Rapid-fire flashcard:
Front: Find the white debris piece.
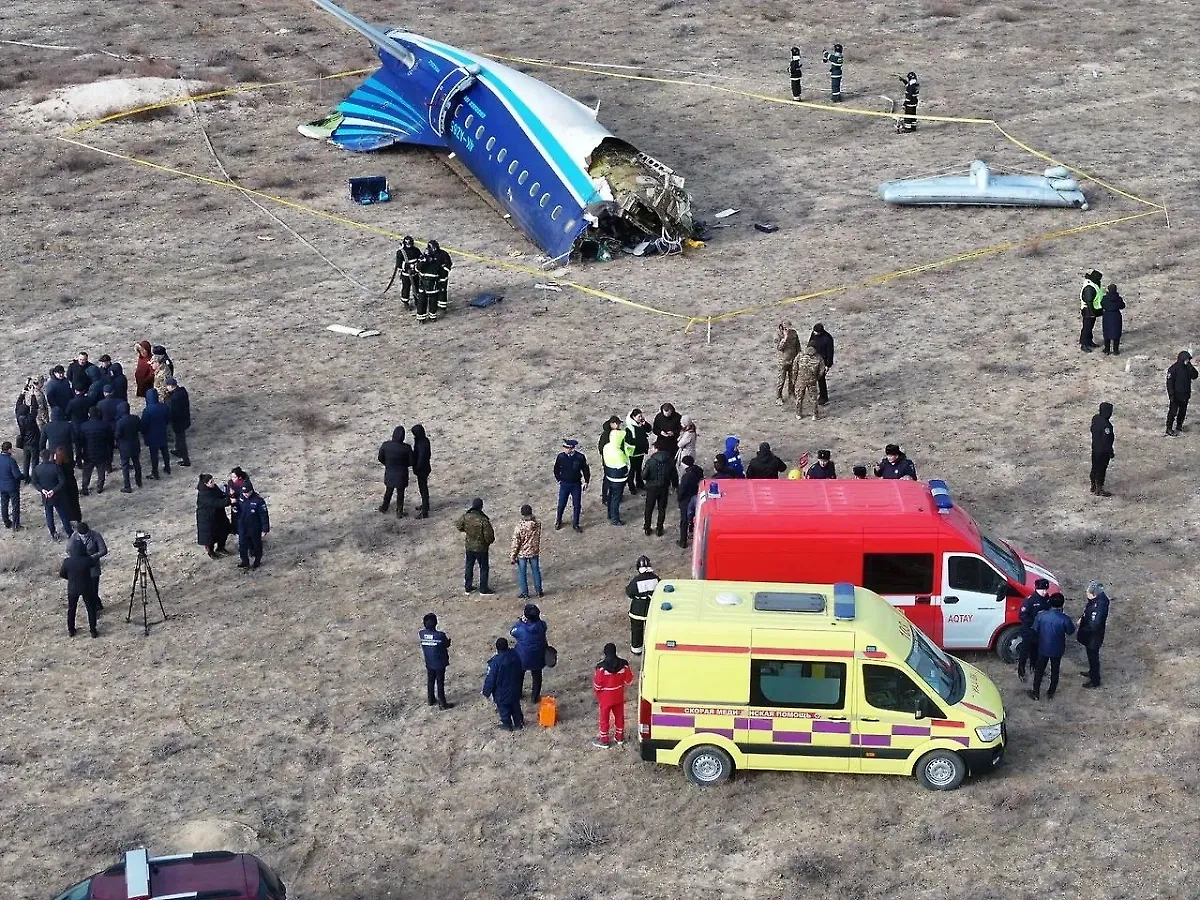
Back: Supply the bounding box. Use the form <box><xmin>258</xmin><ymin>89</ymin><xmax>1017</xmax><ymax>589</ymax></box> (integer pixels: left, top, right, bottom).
<box><xmin>714</xmin><ymin>208</ymin><xmax>740</xmax><ymax>219</ymax></box>
<box><xmin>327</xmin><ymin>324</ymin><xmax>381</xmax><ymax>337</ymax></box>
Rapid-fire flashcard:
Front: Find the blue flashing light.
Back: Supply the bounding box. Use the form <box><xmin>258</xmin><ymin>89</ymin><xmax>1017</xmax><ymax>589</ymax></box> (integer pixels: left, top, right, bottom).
<box><xmin>663</xmin><ymin>583</ymin><xmax>675</xmax><ymax>593</ymax></box>
<box><xmin>833</xmin><ymin>582</ymin><xmax>856</xmax><ymax>620</ymax></box>
<box><xmin>707</xmin><ymin>481</ymin><xmax>721</xmax><ymax>499</ymax></box>
<box><xmin>928</xmin><ymin>479</ymin><xmax>953</xmax><ymax>511</ymax></box>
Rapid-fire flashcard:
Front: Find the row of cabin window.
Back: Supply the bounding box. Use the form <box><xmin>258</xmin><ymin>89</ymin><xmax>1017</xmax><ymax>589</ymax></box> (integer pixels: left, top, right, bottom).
<box><xmin>456</xmin><ymin>104</ymin><xmax>571</xmax><ymax>228</ymax></box>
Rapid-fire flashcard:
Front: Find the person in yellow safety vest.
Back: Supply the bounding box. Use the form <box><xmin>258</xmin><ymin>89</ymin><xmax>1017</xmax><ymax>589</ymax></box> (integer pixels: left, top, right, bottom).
<box><xmin>1079</xmin><ymin>269</ymin><xmax>1103</xmax><ymax>352</ymax></box>
<box><xmin>601</xmin><ymin>427</ymin><xmax>629</xmax><ymax>527</ymax></box>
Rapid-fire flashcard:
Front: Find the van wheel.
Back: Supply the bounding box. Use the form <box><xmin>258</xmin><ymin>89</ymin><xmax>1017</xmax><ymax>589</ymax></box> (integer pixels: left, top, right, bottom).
<box><xmin>682</xmin><ymin>745</ymin><xmax>733</xmax><ymax>786</ymax></box>
<box><xmin>916</xmin><ymin>749</ymin><xmax>966</xmax><ymax>791</ymax></box>
<box><xmin>995</xmin><ymin>625</ymin><xmax>1022</xmax><ymax>664</ymax></box>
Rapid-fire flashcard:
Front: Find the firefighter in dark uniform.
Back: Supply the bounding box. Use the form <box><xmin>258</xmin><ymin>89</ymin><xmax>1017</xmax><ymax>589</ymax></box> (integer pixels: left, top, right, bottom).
<box><xmin>1079</xmin><ymin>269</ymin><xmax>1103</xmax><ymax>351</ymax></box>
<box><xmin>1016</xmin><ymin>578</ymin><xmax>1051</xmax><ymax>682</ymax></box>
<box><xmin>822</xmin><ymin>43</ymin><xmax>844</xmax><ymax>101</ymax></box>
<box><xmin>625</xmin><ymin>555</ymin><xmax>659</xmax><ymax>656</ymax></box>
<box><xmin>395</xmin><ymin>236</ymin><xmax>422</xmax><ymax>309</ymax></box>
<box><xmin>789</xmin><ymin>47</ymin><xmax>803</xmax><ymax>100</ymax></box>
<box><xmin>429</xmin><ymin>239</ymin><xmax>453</xmax><ymax>315</ymax></box>
<box><xmin>415</xmin><ymin>250</ymin><xmax>441</xmax><ymax>323</ymax></box>
<box><xmin>898</xmin><ymin>72</ymin><xmax>919</xmax><ymax>132</ymax></box>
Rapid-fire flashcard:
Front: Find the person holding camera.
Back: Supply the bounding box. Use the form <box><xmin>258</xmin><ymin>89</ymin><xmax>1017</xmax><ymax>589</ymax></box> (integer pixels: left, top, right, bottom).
<box><xmin>67</xmin><ymin>522</ymin><xmax>108</xmax><ymax>612</ymax></box>
<box><xmin>236</xmin><ymin>482</ymin><xmax>270</xmax><ymax>570</ymax></box>
<box><xmin>196</xmin><ymin>473</ymin><xmax>232</xmax><ymax>558</ymax></box>
<box><xmin>775</xmin><ymin>322</ymin><xmax>801</xmax><ymax>404</ymax></box>
<box><xmin>60</xmin><ymin>538</ymin><xmax>98</xmax><ymax>637</ymax></box>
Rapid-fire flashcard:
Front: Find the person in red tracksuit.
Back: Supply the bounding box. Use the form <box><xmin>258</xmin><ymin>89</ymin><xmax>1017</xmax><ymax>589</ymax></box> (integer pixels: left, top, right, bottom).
<box><xmin>592</xmin><ymin>643</ymin><xmax>634</xmax><ymax>749</ymax></box>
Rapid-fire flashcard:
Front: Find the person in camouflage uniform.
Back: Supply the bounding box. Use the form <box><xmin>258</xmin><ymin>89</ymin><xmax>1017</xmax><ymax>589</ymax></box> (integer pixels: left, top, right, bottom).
<box><xmin>792</xmin><ymin>341</ymin><xmax>827</xmax><ymax>420</ymax></box>
<box><xmin>775</xmin><ymin>322</ymin><xmax>801</xmax><ymax>404</ymax></box>
<box><xmin>456</xmin><ymin>497</ymin><xmax>496</xmax><ymax>595</ymax></box>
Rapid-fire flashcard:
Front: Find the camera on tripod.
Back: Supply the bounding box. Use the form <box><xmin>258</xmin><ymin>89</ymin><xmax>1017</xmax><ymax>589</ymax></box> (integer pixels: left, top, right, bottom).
<box><xmin>128</xmin><ymin>530</ymin><xmax>166</xmax><ymax>635</ymax></box>
<box><xmin>133</xmin><ymin>530</ymin><xmax>152</xmax><ymax>553</ymax></box>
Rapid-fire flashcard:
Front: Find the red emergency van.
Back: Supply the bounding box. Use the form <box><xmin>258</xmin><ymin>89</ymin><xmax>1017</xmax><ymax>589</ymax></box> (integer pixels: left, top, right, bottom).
<box><xmin>691</xmin><ymin>478</ymin><xmax>1058</xmax><ymax>661</ymax></box>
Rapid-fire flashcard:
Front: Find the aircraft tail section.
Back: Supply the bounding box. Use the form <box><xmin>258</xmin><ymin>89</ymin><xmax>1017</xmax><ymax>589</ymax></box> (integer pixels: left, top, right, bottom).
<box><xmin>312</xmin><ymin>66</ymin><xmax>447</xmax><ymax>152</ymax></box>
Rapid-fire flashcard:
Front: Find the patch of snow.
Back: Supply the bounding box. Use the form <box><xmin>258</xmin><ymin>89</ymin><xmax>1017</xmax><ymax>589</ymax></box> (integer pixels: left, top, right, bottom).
<box><xmin>27</xmin><ymin>76</ymin><xmax>208</xmax><ymax>127</ymax></box>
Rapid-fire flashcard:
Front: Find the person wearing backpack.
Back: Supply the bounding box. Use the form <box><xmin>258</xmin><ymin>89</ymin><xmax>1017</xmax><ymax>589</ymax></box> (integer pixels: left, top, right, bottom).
<box><xmin>641</xmin><ymin>439</ymin><xmax>673</xmax><ymax>537</ymax></box>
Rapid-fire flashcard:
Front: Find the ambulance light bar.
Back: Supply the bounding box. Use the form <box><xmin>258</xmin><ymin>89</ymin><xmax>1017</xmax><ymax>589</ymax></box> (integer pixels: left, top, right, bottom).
<box><xmin>928</xmin><ymin>479</ymin><xmax>953</xmax><ymax>512</ymax></box>
<box><xmin>833</xmin><ymin>582</ymin><xmax>856</xmax><ymax>620</ymax></box>
<box><xmin>125</xmin><ymin>849</ymin><xmax>151</xmax><ymax>900</ymax></box>
<box><xmin>754</xmin><ymin>591</ymin><xmax>825</xmax><ymax>613</ymax></box>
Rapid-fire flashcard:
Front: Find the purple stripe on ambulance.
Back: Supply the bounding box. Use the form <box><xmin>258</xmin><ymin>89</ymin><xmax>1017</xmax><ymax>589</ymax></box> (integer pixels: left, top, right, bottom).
<box><xmin>892</xmin><ymin>725</ymin><xmax>931</xmax><ymax>737</ymax></box>
<box><xmin>812</xmin><ymin>720</ymin><xmax>851</xmax><ymax>733</ymax></box>
<box><xmin>857</xmin><ymin>733</ymin><xmax>891</xmax><ymax>747</ymax></box>
<box><xmin>652</xmin><ymin>714</ymin><xmax>695</xmax><ymax>728</ymax></box>
<box><xmin>773</xmin><ymin>731</ymin><xmax>812</xmax><ymax>744</ymax></box>
<box><xmin>697</xmin><ymin>728</ymin><xmax>734</xmax><ymax>739</ymax></box>
<box><xmin>953</xmin><ymin>736</ymin><xmax>971</xmax><ymax>747</ymax></box>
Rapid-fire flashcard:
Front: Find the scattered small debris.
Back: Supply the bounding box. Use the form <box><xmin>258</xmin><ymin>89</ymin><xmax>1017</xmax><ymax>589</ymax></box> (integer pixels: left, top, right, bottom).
<box><xmin>469</xmin><ymin>293</ymin><xmax>503</xmax><ymax>308</ymax></box>
<box><xmin>714</xmin><ymin>208</ymin><xmax>740</xmax><ymax>219</ymax></box>
<box><xmin>754</xmin><ymin>223</ymin><xmax>779</xmax><ymax>233</ymax></box>
<box><xmin>327</xmin><ymin>324</ymin><xmax>381</xmax><ymax>337</ymax></box>
<box><xmin>534</xmin><ymin>283</ymin><xmax>563</xmax><ymax>292</ymax></box>
<box><xmin>508</xmin><ymin>250</ymin><xmax>525</xmax><ymax>258</ymax></box>
<box><xmin>548</xmin><ymin>266</ymin><xmax>570</xmax><ymax>278</ymax></box>
<box><xmin>256</xmin><ymin>236</ymin><xmax>275</xmax><ymax>242</ymax></box>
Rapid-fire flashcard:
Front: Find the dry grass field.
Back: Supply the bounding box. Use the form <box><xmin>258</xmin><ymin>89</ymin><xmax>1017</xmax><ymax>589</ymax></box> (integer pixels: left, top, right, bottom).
<box><xmin>2</xmin><ymin>0</ymin><xmax>1200</xmax><ymax>897</ymax></box>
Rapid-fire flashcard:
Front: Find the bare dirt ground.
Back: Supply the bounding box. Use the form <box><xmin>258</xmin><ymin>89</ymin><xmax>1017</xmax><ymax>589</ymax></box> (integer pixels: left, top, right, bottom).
<box><xmin>2</xmin><ymin>0</ymin><xmax>1200</xmax><ymax>898</ymax></box>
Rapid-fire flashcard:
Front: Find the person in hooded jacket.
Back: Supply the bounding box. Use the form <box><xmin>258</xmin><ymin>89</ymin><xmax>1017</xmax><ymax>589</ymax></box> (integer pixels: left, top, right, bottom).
<box><xmin>67</xmin><ymin>522</ymin><xmax>108</xmax><ymax>611</ymax></box>
<box><xmin>108</xmin><ymin>362</ymin><xmax>128</xmax><ymax>403</ymax></box>
<box><xmin>626</xmin><ymin>556</ymin><xmax>660</xmax><ymax>654</ymax></box>
<box><xmin>419</xmin><ymin>612</ymin><xmax>454</xmax><ymax>709</ymax></box>
<box><xmin>140</xmin><ymin>388</ymin><xmax>171</xmax><ymax>478</ymax></box>
<box><xmin>598</xmin><ymin>416</ymin><xmax>622</xmax><ymax>507</ymax></box>
<box><xmin>482</xmin><ymin>637</ymin><xmax>524</xmax><ymax>729</ymax></box>
<box><xmin>746</xmin><ymin>441</ymin><xmax>786</xmax><ymax>479</ymax></box>
<box><xmin>624</xmin><ymin>409</ymin><xmax>651</xmax><ymax>495</ymax></box>
<box><xmin>457</xmin><ymin>498</ymin><xmax>495</xmax><ymax>594</ymax></box>
<box><xmin>134</xmin><ymin>340</ymin><xmax>154</xmax><ymax>398</ymax></box>
<box><xmin>0</xmin><ymin>442</ymin><xmax>22</xmax><ymax>529</ymax></box>
<box><xmin>1078</xmin><ymin>581</ymin><xmax>1110</xmax><ymax>689</ymax></box>
<box><xmin>1100</xmin><ymin>284</ymin><xmax>1125</xmax><ymax>355</ymax></box>
<box><xmin>875</xmin><ymin>444</ymin><xmax>917</xmax><ymax>480</ymax></box>
<box><xmin>33</xmin><ymin>451</ymin><xmax>72</xmax><ymax>540</ymax></box>
<box><xmin>1029</xmin><ymin>592</ymin><xmax>1074</xmax><ymax>701</ymax></box>
<box><xmin>641</xmin><ymin>439</ymin><xmax>673</xmax><ymax>537</ymax></box>
<box><xmin>60</xmin><ymin>538</ymin><xmax>98</xmax><ymax>637</ymax></box>
<box><xmin>79</xmin><ymin>407</ymin><xmax>113</xmax><ymax>495</ymax></box>
<box><xmin>377</xmin><ymin>426</ymin><xmax>412</xmax><ymax>516</ymax></box>
<box><xmin>115</xmin><ymin>403</ymin><xmax>143</xmax><ymax>492</ymax></box>
<box><xmin>510</xmin><ymin>603</ymin><xmax>549</xmax><ymax>703</ymax></box>
<box><xmin>675</xmin><ymin>415</ymin><xmax>697</xmax><ymax>476</ymax></box>
<box><xmin>15</xmin><ymin>382</ymin><xmax>42</xmax><ymax>482</ymax></box>
<box><xmin>602</xmin><ymin>426</ymin><xmax>630</xmax><ymax>526</ymax></box>
<box><xmin>722</xmin><ymin>436</ymin><xmax>746</xmax><ymax>477</ymax></box>
<box><xmin>196</xmin><ymin>473</ymin><xmax>232</xmax><ymax>558</ymax></box>
<box><xmin>592</xmin><ymin>643</ymin><xmax>635</xmax><ymax>748</ymax></box>
<box><xmin>677</xmin><ymin>456</ymin><xmax>704</xmax><ymax>548</ymax></box>
<box><xmin>1166</xmin><ymin>350</ymin><xmax>1197</xmax><ymax>436</ymax></box>
<box><xmin>809</xmin><ymin>323</ymin><xmax>835</xmax><ymax>405</ymax></box>
<box><xmin>1089</xmin><ymin>402</ymin><xmax>1115</xmax><ymax>496</ymax></box>
<box><xmin>45</xmin><ymin>366</ymin><xmax>73</xmax><ymax>416</ymax></box>
<box><xmin>410</xmin><ymin>424</ymin><xmax>432</xmax><ymax>518</ymax></box>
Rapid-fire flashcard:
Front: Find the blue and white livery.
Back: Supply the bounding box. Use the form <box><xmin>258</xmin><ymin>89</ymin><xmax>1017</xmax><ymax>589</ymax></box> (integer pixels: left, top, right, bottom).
<box><xmin>301</xmin><ymin>0</ymin><xmax>693</xmax><ymax>261</ymax></box>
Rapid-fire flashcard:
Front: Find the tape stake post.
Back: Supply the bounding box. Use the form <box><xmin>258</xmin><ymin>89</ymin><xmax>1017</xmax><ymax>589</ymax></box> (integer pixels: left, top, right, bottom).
<box><xmin>707</xmin><ymin>315</ymin><xmax>712</xmax><ymax>346</ymax></box>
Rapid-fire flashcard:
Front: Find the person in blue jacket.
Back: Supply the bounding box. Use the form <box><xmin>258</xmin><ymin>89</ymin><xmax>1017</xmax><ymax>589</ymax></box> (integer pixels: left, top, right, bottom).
<box><xmin>419</xmin><ymin>613</ymin><xmax>454</xmax><ymax>710</ymax></box>
<box><xmin>482</xmin><ymin>638</ymin><xmax>525</xmax><ymax>730</ymax></box>
<box><xmin>140</xmin><ymin>388</ymin><xmax>171</xmax><ymax>479</ymax></box>
<box><xmin>236</xmin><ymin>482</ymin><xmax>270</xmax><ymax>570</ymax></box>
<box><xmin>510</xmin><ymin>603</ymin><xmax>549</xmax><ymax>703</ymax></box>
<box><xmin>1028</xmin><ymin>592</ymin><xmax>1075</xmax><ymax>701</ymax></box>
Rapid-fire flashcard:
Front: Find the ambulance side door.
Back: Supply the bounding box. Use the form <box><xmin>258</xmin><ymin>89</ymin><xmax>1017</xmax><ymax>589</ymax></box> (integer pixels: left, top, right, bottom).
<box><xmin>747</xmin><ymin>630</ymin><xmax>855</xmax><ymax>773</ymax></box>
<box><xmin>854</xmin><ymin>661</ymin><xmax>947</xmax><ymax>775</ymax></box>
<box><xmin>941</xmin><ymin>553</ymin><xmax>1007</xmax><ymax>649</ymax></box>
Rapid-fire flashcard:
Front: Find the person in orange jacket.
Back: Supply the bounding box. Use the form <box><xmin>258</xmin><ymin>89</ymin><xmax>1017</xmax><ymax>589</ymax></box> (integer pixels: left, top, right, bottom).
<box><xmin>592</xmin><ymin>643</ymin><xmax>634</xmax><ymax>749</ymax></box>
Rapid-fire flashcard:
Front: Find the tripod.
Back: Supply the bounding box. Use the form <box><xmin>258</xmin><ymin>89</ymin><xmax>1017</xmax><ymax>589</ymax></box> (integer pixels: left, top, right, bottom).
<box><xmin>126</xmin><ymin>544</ymin><xmax>167</xmax><ymax>636</ymax></box>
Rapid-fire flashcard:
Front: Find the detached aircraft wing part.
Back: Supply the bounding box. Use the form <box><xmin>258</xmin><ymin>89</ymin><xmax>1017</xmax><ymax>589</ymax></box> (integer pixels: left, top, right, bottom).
<box><xmin>301</xmin><ymin>0</ymin><xmax>694</xmax><ymax>261</ymax></box>
<box><xmin>879</xmin><ymin>160</ymin><xmax>1089</xmax><ymax>210</ymax></box>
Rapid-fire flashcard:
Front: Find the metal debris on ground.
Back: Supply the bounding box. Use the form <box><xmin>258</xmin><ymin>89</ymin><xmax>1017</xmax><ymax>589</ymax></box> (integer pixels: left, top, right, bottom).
<box><xmin>714</xmin><ymin>208</ymin><xmax>740</xmax><ymax>219</ymax></box>
<box><xmin>469</xmin><ymin>293</ymin><xmax>503</xmax><ymax>308</ymax></box>
<box><xmin>754</xmin><ymin>223</ymin><xmax>779</xmax><ymax>233</ymax></box>
<box><xmin>327</xmin><ymin>324</ymin><xmax>381</xmax><ymax>337</ymax></box>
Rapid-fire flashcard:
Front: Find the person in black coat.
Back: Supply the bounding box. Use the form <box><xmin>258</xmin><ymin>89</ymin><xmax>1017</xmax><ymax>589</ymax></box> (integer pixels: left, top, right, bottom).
<box><xmin>410</xmin><ymin>424</ymin><xmax>432</xmax><ymax>518</ymax></box>
<box><xmin>236</xmin><ymin>483</ymin><xmax>270</xmax><ymax>569</ymax></box>
<box><xmin>809</xmin><ymin>323</ymin><xmax>835</xmax><ymax>405</ymax></box>
<box><xmin>66</xmin><ymin>352</ymin><xmax>92</xmax><ymax>392</ymax></box>
<box><xmin>1166</xmin><ymin>350</ymin><xmax>1197</xmax><ymax>436</ymax></box>
<box><xmin>1079</xmin><ymin>581</ymin><xmax>1110</xmax><ymax>688</ymax></box>
<box><xmin>165</xmin><ymin>378</ymin><xmax>192</xmax><ymax>466</ymax></box>
<box><xmin>482</xmin><ymin>637</ymin><xmax>525</xmax><ymax>730</ymax></box>
<box><xmin>196</xmin><ymin>473</ymin><xmax>232</xmax><ymax>558</ymax></box>
<box><xmin>746</xmin><ymin>442</ymin><xmax>787</xmax><ymax>479</ymax></box>
<box><xmin>875</xmin><ymin>444</ymin><xmax>918</xmax><ymax>480</ymax></box>
<box><xmin>54</xmin><ymin>446</ymin><xmax>82</xmax><ymax>523</ymax></box>
<box><xmin>140</xmin><ymin>388</ymin><xmax>171</xmax><ymax>478</ymax></box>
<box><xmin>66</xmin><ymin>388</ymin><xmax>91</xmax><ymax>468</ymax></box>
<box><xmin>1089</xmin><ymin>402</ymin><xmax>1115</xmax><ymax>496</ymax></box>
<box><xmin>95</xmin><ymin>386</ymin><xmax>122</xmax><ymax>472</ymax></box>
<box><xmin>419</xmin><ymin>612</ymin><xmax>454</xmax><ymax>709</ymax></box>
<box><xmin>806</xmin><ymin>449</ymin><xmax>837</xmax><ymax>479</ymax></box>
<box><xmin>41</xmin><ymin>407</ymin><xmax>74</xmax><ymax>467</ymax></box>
<box><xmin>677</xmin><ymin>456</ymin><xmax>704</xmax><ymax>548</ymax></box>
<box><xmin>79</xmin><ymin>407</ymin><xmax>113</xmax><ymax>495</ymax></box>
<box><xmin>108</xmin><ymin>362</ymin><xmax>128</xmax><ymax>403</ymax></box>
<box><xmin>377</xmin><ymin>426</ymin><xmax>412</xmax><ymax>516</ymax></box>
<box><xmin>15</xmin><ymin>390</ymin><xmax>40</xmax><ymax>482</ymax></box>
<box><xmin>33</xmin><ymin>454</ymin><xmax>72</xmax><ymax>540</ymax></box>
<box><xmin>45</xmin><ymin>366</ymin><xmax>73</xmax><ymax>416</ymax></box>
<box><xmin>1100</xmin><ymin>285</ymin><xmax>1125</xmax><ymax>355</ymax></box>
<box><xmin>60</xmin><ymin>538</ymin><xmax>99</xmax><ymax>637</ymax></box>
<box><xmin>114</xmin><ymin>403</ymin><xmax>143</xmax><ymax>492</ymax></box>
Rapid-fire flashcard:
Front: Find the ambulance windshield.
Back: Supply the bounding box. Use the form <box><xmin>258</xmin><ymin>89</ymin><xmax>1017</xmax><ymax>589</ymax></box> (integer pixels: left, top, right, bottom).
<box><xmin>981</xmin><ymin>533</ymin><xmax>1024</xmax><ymax>583</ymax></box>
<box><xmin>906</xmin><ymin>628</ymin><xmax>964</xmax><ymax>704</ymax></box>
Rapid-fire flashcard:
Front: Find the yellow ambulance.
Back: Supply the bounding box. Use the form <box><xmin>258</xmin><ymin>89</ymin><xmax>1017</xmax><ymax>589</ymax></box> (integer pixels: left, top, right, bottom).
<box><xmin>637</xmin><ymin>580</ymin><xmax>1006</xmax><ymax>790</ymax></box>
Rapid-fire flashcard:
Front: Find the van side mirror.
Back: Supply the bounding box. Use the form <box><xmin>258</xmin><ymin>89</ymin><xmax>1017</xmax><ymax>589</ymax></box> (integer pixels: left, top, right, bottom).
<box><xmin>996</xmin><ymin>585</ymin><xmax>1008</xmax><ymax>602</ymax></box>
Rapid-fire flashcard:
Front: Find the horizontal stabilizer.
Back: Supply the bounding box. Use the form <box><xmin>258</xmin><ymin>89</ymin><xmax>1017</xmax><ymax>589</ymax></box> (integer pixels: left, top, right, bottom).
<box><xmin>326</xmin><ymin>70</ymin><xmax>447</xmax><ymax>151</ymax></box>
